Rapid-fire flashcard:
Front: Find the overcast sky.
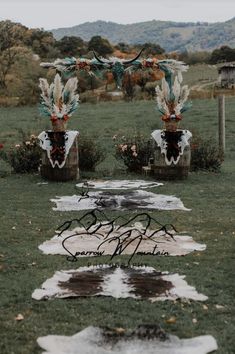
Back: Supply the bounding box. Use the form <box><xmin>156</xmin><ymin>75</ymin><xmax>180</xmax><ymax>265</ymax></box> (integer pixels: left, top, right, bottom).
<box><xmin>0</xmin><ymin>0</ymin><xmax>234</xmax><ymax>30</ymax></box>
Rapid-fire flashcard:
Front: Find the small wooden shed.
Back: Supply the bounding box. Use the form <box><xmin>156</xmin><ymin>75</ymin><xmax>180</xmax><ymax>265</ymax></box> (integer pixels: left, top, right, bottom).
<box><xmin>218</xmin><ymin>64</ymin><xmax>235</xmax><ymax>88</ymax></box>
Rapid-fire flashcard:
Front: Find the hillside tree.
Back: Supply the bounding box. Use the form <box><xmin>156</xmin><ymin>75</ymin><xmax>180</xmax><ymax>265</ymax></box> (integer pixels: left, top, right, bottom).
<box><xmin>88</xmin><ymin>36</ymin><xmax>113</xmax><ymax>56</ymax></box>
<box><xmin>210</xmin><ymin>46</ymin><xmax>235</xmax><ymax>64</ymax></box>
<box><xmin>56</xmin><ymin>36</ymin><xmax>87</xmax><ymax>56</ymax></box>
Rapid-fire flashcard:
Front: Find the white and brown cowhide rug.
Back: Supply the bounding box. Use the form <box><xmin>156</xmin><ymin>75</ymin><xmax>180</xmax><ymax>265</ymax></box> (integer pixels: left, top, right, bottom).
<box><xmin>38</xmin><ymin>222</ymin><xmax>206</xmax><ymax>258</ymax></box>
<box><xmin>51</xmin><ymin>191</ymin><xmax>190</xmax><ymax>212</ymax></box>
<box><xmin>76</xmin><ymin>180</ymin><xmax>163</xmax><ymax>190</ymax></box>
<box><xmin>37</xmin><ymin>325</ymin><xmax>218</xmax><ymax>354</ymax></box>
<box><xmin>32</xmin><ymin>265</ymin><xmax>207</xmax><ymax>302</ymax></box>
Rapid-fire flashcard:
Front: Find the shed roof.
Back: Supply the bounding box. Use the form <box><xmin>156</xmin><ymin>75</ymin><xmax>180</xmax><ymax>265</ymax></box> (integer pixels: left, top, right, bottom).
<box><xmin>218</xmin><ymin>64</ymin><xmax>235</xmax><ymax>73</ymax></box>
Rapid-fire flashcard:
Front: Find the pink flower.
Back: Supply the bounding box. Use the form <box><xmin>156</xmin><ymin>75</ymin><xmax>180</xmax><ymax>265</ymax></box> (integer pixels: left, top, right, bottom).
<box><xmin>131</xmin><ymin>145</ymin><xmax>136</xmax><ymax>152</ymax></box>
<box><xmin>132</xmin><ymin>152</ymin><xmax>138</xmax><ymax>157</ymax></box>
<box><xmin>121</xmin><ymin>144</ymin><xmax>128</xmax><ymax>152</ymax></box>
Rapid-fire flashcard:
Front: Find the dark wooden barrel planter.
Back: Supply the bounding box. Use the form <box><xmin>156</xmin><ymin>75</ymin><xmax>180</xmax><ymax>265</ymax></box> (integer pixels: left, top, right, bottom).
<box><xmin>40</xmin><ymin>132</ymin><xmax>79</xmax><ymax>182</ymax></box>
<box><xmin>151</xmin><ymin>130</ymin><xmax>191</xmax><ymax>180</ymax></box>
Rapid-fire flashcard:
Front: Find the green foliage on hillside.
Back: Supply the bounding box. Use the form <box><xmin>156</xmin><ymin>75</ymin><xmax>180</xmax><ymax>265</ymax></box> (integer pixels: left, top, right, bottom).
<box><xmin>51</xmin><ymin>18</ymin><xmax>235</xmax><ymax>52</ymax></box>
<box><xmin>88</xmin><ymin>35</ymin><xmax>114</xmax><ymax>56</ymax></box>
<box><xmin>0</xmin><ymin>20</ymin><xmax>58</xmax><ymax>104</ymax></box>
<box><xmin>2</xmin><ymin>19</ymin><xmax>235</xmax><ymax>106</ymax></box>
<box><xmin>210</xmin><ymin>46</ymin><xmax>235</xmax><ymax>64</ymax></box>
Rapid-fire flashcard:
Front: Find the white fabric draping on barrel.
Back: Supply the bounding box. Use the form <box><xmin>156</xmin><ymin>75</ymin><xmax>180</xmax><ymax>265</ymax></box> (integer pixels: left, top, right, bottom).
<box><xmin>38</xmin><ymin>130</ymin><xmax>79</xmax><ymax>168</ymax></box>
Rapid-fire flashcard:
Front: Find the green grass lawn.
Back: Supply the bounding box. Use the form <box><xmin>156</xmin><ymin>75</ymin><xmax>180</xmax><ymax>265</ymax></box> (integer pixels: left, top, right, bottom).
<box><xmin>183</xmin><ymin>64</ymin><xmax>218</xmax><ymax>87</ymax></box>
<box><xmin>0</xmin><ymin>98</ymin><xmax>235</xmax><ymax>353</ymax></box>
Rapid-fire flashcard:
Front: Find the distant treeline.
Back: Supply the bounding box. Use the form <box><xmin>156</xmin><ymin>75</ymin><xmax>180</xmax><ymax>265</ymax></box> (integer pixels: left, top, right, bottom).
<box><xmin>0</xmin><ymin>20</ymin><xmax>234</xmax><ymax>105</ymax></box>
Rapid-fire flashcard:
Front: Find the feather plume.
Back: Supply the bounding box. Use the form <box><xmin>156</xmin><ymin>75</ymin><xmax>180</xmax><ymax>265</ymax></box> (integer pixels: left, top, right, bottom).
<box><xmin>155</xmin><ymin>85</ymin><xmax>170</xmax><ymax>115</ymax></box>
<box><xmin>161</xmin><ymin>78</ymin><xmax>170</xmax><ymax>102</ymax></box>
<box><xmin>39</xmin><ymin>78</ymin><xmax>51</xmax><ymax>114</ymax></box>
<box><xmin>180</xmin><ymin>85</ymin><xmax>190</xmax><ymax>105</ymax></box>
<box><xmin>53</xmin><ymin>74</ymin><xmax>63</xmax><ymax>106</ymax></box>
<box><xmin>41</xmin><ymin>57</ymin><xmax>77</xmax><ymax>73</ymax></box>
<box><xmin>175</xmin><ymin>85</ymin><xmax>191</xmax><ymax>114</ymax></box>
<box><xmin>158</xmin><ymin>59</ymin><xmax>188</xmax><ymax>77</ymax></box>
<box><xmin>173</xmin><ymin>76</ymin><xmax>181</xmax><ymax>103</ymax></box>
<box><xmin>39</xmin><ymin>78</ymin><xmax>49</xmax><ymax>97</ymax></box>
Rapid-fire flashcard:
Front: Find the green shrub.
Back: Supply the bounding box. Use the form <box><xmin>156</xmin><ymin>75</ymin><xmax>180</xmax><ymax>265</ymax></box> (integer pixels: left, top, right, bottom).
<box><xmin>78</xmin><ymin>136</ymin><xmax>105</xmax><ymax>171</ymax></box>
<box><xmin>4</xmin><ymin>134</ymin><xmax>41</xmax><ymax>173</ymax></box>
<box><xmin>191</xmin><ymin>137</ymin><xmax>223</xmax><ymax>172</ymax></box>
<box><xmin>114</xmin><ymin>134</ymin><xmax>153</xmax><ymax>172</ymax></box>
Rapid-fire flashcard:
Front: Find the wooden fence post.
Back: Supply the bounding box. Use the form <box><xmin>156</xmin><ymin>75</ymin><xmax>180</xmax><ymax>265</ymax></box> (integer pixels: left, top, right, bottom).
<box><xmin>218</xmin><ymin>95</ymin><xmax>225</xmax><ymax>155</ymax></box>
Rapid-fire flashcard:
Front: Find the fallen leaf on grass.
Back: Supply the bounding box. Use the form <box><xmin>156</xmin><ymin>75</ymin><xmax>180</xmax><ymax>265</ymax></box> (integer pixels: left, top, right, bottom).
<box><xmin>215</xmin><ymin>304</ymin><xmax>225</xmax><ymax>310</ymax></box>
<box><xmin>165</xmin><ymin>316</ymin><xmax>177</xmax><ymax>324</ymax></box>
<box><xmin>202</xmin><ymin>305</ymin><xmax>208</xmax><ymax>310</ymax></box>
<box><xmin>115</xmin><ymin>328</ymin><xmax>125</xmax><ymax>334</ymax></box>
<box><xmin>192</xmin><ymin>318</ymin><xmax>198</xmax><ymax>324</ymax></box>
<box><xmin>15</xmin><ymin>314</ymin><xmax>24</xmax><ymax>321</ymax></box>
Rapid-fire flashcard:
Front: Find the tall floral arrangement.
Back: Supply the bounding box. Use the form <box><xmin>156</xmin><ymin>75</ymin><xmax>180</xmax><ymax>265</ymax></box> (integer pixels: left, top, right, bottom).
<box><xmin>155</xmin><ymin>60</ymin><xmax>191</xmax><ymax>130</ymax></box>
<box><xmin>39</xmin><ymin>73</ymin><xmax>79</xmax><ymax>131</ymax></box>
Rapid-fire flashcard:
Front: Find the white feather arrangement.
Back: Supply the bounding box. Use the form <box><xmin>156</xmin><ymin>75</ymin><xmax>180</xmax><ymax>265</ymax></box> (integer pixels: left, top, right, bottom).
<box><xmin>158</xmin><ymin>59</ymin><xmax>189</xmax><ymax>76</ymax></box>
<box><xmin>40</xmin><ymin>57</ymin><xmax>77</xmax><ymax>73</ymax></box>
<box><xmin>39</xmin><ymin>74</ymin><xmax>79</xmax><ymax>120</ymax></box>
<box><xmin>155</xmin><ymin>60</ymin><xmax>191</xmax><ymax>120</ymax></box>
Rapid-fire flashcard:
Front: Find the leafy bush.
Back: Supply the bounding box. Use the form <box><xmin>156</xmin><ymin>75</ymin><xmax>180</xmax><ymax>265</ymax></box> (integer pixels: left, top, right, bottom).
<box><xmin>191</xmin><ymin>137</ymin><xmax>223</xmax><ymax>172</ymax></box>
<box><xmin>78</xmin><ymin>136</ymin><xmax>105</xmax><ymax>171</ymax></box>
<box><xmin>114</xmin><ymin>134</ymin><xmax>153</xmax><ymax>172</ymax></box>
<box><xmin>4</xmin><ymin>134</ymin><xmax>41</xmax><ymax>173</ymax></box>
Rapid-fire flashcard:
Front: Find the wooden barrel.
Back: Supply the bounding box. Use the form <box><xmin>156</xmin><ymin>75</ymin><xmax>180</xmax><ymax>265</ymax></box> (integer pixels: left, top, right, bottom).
<box><xmin>40</xmin><ymin>135</ymin><xmax>79</xmax><ymax>182</ymax></box>
<box><xmin>152</xmin><ymin>144</ymin><xmax>191</xmax><ymax>180</ymax></box>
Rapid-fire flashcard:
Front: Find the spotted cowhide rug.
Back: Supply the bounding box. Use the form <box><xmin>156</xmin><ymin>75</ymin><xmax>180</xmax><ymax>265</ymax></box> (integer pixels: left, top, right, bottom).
<box><xmin>32</xmin><ymin>265</ymin><xmax>207</xmax><ymax>302</ymax></box>
<box><xmin>51</xmin><ymin>190</ymin><xmax>190</xmax><ymax>212</ymax></box>
<box><xmin>37</xmin><ymin>325</ymin><xmax>218</xmax><ymax>354</ymax></box>
<box><xmin>76</xmin><ymin>180</ymin><xmax>163</xmax><ymax>190</ymax></box>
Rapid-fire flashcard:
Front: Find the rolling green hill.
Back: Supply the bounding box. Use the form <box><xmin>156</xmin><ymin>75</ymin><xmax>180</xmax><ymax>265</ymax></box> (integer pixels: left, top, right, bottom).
<box><xmin>51</xmin><ymin>17</ymin><xmax>235</xmax><ymax>52</ymax></box>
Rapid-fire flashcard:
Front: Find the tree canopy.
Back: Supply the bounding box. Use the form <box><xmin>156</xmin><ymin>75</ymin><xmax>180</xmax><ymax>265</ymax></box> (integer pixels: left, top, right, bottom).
<box><xmin>88</xmin><ymin>36</ymin><xmax>114</xmax><ymax>56</ymax></box>
<box><xmin>210</xmin><ymin>46</ymin><xmax>235</xmax><ymax>64</ymax></box>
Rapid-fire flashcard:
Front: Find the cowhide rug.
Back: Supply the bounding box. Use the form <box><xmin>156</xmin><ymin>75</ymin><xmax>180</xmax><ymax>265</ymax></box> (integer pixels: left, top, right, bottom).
<box><xmin>32</xmin><ymin>266</ymin><xmax>207</xmax><ymax>302</ymax></box>
<box><xmin>37</xmin><ymin>325</ymin><xmax>218</xmax><ymax>354</ymax></box>
<box><xmin>76</xmin><ymin>180</ymin><xmax>163</xmax><ymax>190</ymax></box>
<box><xmin>51</xmin><ymin>190</ymin><xmax>190</xmax><ymax>212</ymax></box>
<box><xmin>38</xmin><ymin>222</ymin><xmax>206</xmax><ymax>258</ymax></box>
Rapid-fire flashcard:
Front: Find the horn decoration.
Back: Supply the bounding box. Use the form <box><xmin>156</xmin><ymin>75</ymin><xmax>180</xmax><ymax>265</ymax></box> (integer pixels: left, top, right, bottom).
<box><xmin>123</xmin><ymin>48</ymin><xmax>144</xmax><ymax>64</ymax></box>
<box><xmin>93</xmin><ymin>51</ymin><xmax>112</xmax><ymax>65</ymax></box>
